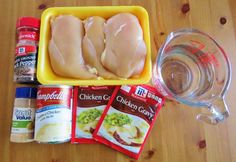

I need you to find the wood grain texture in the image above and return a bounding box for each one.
[0,0,236,162]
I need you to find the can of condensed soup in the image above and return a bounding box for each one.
[35,85,72,143]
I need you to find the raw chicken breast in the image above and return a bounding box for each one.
[49,15,97,79]
[82,16,117,79]
[101,13,147,78]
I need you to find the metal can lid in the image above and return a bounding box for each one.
[15,87,37,99]
[16,17,40,29]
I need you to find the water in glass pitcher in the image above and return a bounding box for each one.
[159,45,214,99]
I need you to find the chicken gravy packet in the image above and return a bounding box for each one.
[72,86,115,143]
[93,85,165,159]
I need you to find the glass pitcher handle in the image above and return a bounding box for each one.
[196,97,229,125]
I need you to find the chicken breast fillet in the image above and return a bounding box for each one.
[82,16,117,79]
[49,15,97,79]
[101,13,147,78]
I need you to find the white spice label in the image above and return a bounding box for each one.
[11,107,35,133]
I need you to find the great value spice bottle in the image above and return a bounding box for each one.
[10,87,37,143]
[14,17,40,83]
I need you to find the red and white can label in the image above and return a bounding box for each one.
[35,86,73,143]
[37,86,72,109]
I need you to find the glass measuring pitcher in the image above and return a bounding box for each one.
[152,28,231,124]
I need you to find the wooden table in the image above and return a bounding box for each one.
[1,0,236,162]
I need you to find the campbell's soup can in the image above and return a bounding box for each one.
[35,85,73,143]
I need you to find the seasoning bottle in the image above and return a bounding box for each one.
[14,17,40,83]
[10,87,37,143]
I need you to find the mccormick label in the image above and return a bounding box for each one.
[18,31,39,41]
[35,86,72,143]
[14,45,37,82]
[71,86,115,144]
[93,85,165,159]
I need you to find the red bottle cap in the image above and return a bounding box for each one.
[16,17,40,29]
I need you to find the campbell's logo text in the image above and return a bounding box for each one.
[36,88,72,109]
[37,91,66,101]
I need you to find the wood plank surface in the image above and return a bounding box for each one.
[0,0,236,162]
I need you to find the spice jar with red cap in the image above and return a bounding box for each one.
[14,17,40,83]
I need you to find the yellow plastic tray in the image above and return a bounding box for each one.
[37,6,151,86]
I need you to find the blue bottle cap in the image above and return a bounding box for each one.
[15,87,37,99]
